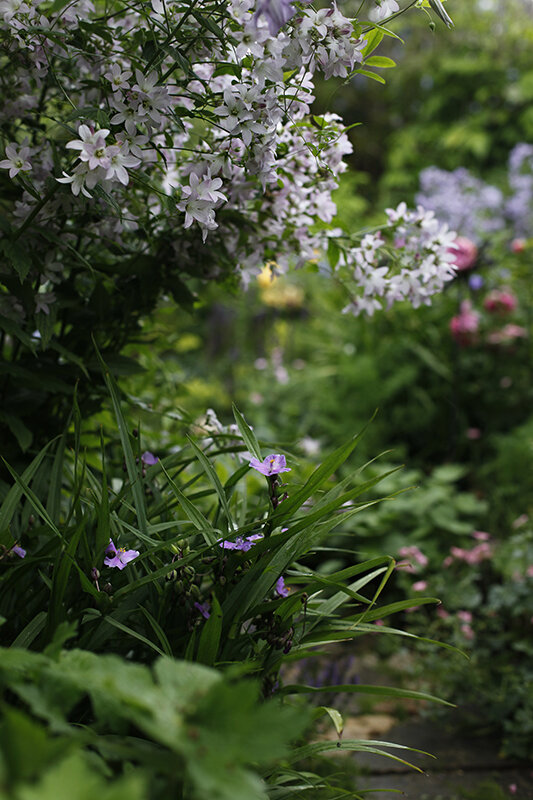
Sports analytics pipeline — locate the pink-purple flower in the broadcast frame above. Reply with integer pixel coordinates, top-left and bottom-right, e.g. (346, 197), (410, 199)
(249, 454), (291, 476)
(141, 450), (159, 466)
(219, 534), (263, 551)
(194, 601), (211, 619)
(104, 539), (140, 570)
(275, 576), (289, 597)
(11, 544), (26, 558)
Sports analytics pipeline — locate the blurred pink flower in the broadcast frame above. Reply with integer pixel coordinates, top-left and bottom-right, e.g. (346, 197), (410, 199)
(397, 545), (428, 572)
(488, 324), (527, 345)
(472, 531), (491, 541)
(461, 623), (474, 640)
(483, 289), (517, 314)
(526, 566), (533, 578)
(457, 610), (472, 623)
(509, 784), (517, 795)
(412, 580), (428, 592)
(466, 428), (482, 440)
(448, 236), (478, 271)
(513, 514), (529, 529)
(437, 607), (450, 619)
(450, 300), (480, 346)
(510, 238), (526, 253)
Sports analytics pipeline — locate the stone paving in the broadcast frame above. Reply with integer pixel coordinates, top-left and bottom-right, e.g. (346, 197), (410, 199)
(352, 718), (533, 800)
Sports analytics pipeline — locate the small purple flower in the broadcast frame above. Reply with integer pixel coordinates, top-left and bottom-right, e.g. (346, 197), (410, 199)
(12, 544), (26, 558)
(194, 601), (211, 619)
(104, 539), (140, 570)
(468, 274), (484, 290)
(219, 534), (263, 551)
(141, 451), (158, 466)
(254, 0), (296, 34)
(249, 454), (291, 476)
(275, 576), (289, 597)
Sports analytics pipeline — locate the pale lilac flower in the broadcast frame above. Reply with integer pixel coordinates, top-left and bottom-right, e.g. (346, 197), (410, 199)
(219, 533), (263, 551)
(255, 0), (296, 34)
(194, 600), (211, 619)
(104, 63), (132, 91)
(105, 144), (140, 185)
(275, 576), (289, 597)
(141, 451), (158, 466)
(0, 142), (32, 178)
(371, 0), (399, 21)
(104, 539), (139, 570)
(12, 544), (26, 558)
(249, 454), (291, 476)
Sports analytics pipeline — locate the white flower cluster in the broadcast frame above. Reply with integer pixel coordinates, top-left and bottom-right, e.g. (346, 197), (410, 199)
(0, 0), (452, 327)
(340, 203), (458, 316)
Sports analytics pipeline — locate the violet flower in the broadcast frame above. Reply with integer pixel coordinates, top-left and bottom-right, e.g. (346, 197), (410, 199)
(275, 576), (289, 597)
(249, 454), (291, 476)
(104, 539), (140, 570)
(219, 534), (263, 551)
(141, 451), (158, 466)
(12, 544), (26, 558)
(194, 601), (211, 619)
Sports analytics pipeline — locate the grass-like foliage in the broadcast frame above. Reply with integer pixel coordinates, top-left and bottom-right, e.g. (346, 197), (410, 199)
(0, 361), (449, 798)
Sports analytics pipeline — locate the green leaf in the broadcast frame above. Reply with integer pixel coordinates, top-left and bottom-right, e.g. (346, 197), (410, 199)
(137, 606), (173, 657)
(364, 56), (396, 68)
(314, 706), (344, 737)
(0, 412), (32, 451)
(196, 595), (223, 666)
(353, 69), (386, 84)
(11, 611), (47, 648)
(1, 457), (64, 543)
(282, 683), (452, 706)
(159, 463), (218, 546)
(186, 436), (234, 531)
(0, 440), (55, 533)
(232, 405), (262, 461)
(271, 426), (368, 522)
(94, 344), (148, 535)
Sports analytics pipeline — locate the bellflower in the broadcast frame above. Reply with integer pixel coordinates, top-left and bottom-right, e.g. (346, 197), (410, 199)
(104, 539), (140, 570)
(249, 454), (291, 476)
(255, 0), (296, 34)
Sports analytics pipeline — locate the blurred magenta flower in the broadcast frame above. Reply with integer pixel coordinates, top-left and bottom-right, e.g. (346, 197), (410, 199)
(104, 539), (140, 570)
(141, 451), (159, 466)
(450, 300), (479, 346)
(483, 289), (517, 313)
(448, 236), (478, 271)
(275, 576), (289, 597)
(219, 534), (263, 551)
(249, 454), (291, 476)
